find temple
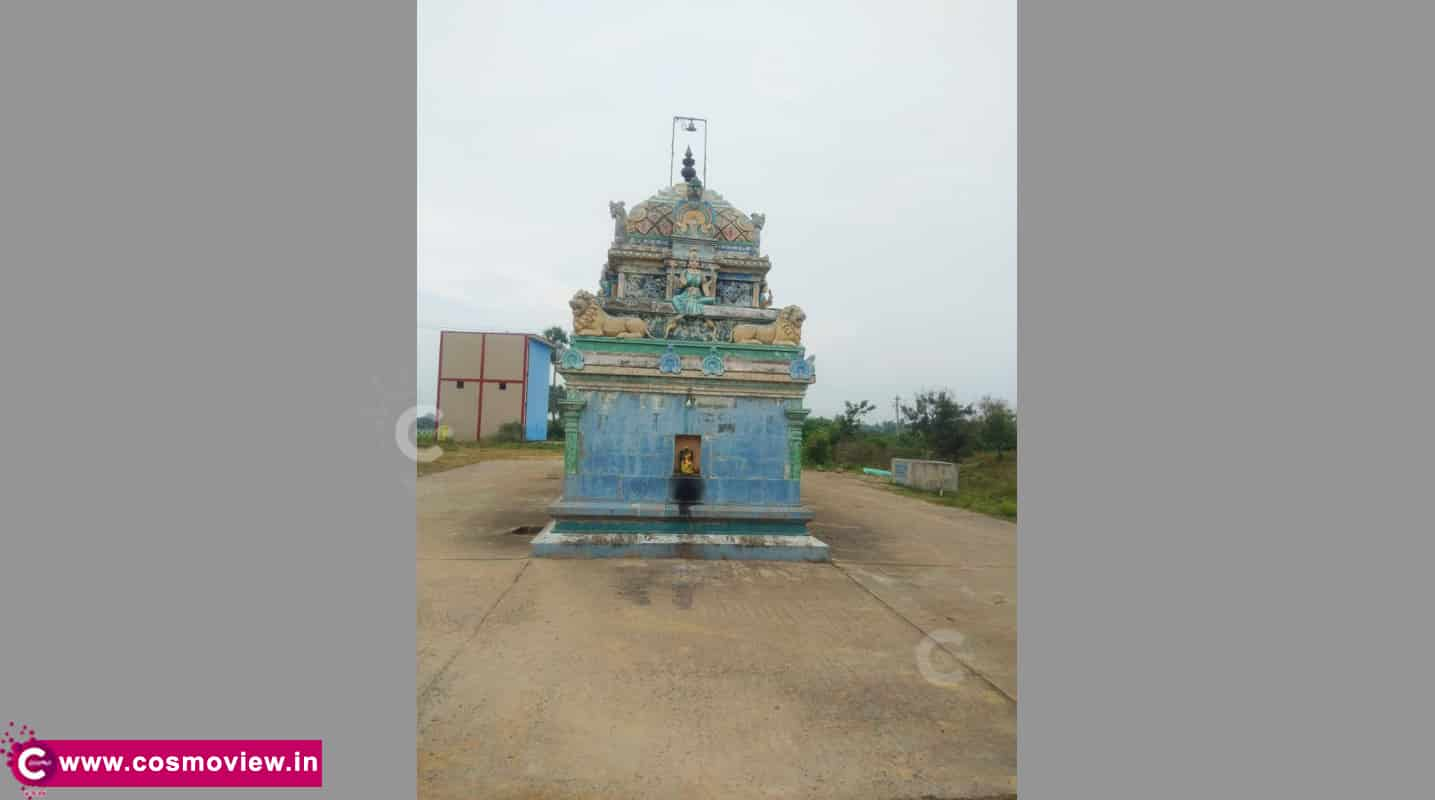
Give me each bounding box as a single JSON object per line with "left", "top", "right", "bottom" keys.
{"left": 530, "top": 144, "right": 827, "bottom": 560}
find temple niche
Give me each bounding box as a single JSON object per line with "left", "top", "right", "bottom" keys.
{"left": 532, "top": 142, "right": 825, "bottom": 561}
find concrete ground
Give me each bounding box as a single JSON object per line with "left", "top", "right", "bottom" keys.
{"left": 418, "top": 457, "right": 1016, "bottom": 799}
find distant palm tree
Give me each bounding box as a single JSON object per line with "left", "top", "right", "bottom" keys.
{"left": 542, "top": 325, "right": 569, "bottom": 352}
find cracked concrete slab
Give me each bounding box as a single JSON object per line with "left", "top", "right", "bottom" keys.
{"left": 418, "top": 558, "right": 529, "bottom": 693}
{"left": 418, "top": 458, "right": 563, "bottom": 559}
{"left": 418, "top": 558, "right": 1015, "bottom": 800}
{"left": 803, "top": 470, "right": 1015, "bottom": 568}
{"left": 838, "top": 563, "right": 1017, "bottom": 700}
{"left": 417, "top": 458, "right": 1017, "bottom": 799}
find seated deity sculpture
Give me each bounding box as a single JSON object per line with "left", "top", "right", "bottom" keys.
{"left": 677, "top": 448, "right": 699, "bottom": 475}
{"left": 671, "top": 250, "right": 716, "bottom": 316}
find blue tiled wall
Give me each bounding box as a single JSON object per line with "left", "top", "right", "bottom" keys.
{"left": 566, "top": 391, "right": 799, "bottom": 506}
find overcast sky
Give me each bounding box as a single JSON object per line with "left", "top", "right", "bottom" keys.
{"left": 418, "top": 0, "right": 1015, "bottom": 421}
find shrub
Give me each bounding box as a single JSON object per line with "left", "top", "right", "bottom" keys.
{"left": 833, "top": 436, "right": 924, "bottom": 471}
{"left": 974, "top": 396, "right": 1018, "bottom": 455}
{"left": 803, "top": 429, "right": 833, "bottom": 467}
{"left": 486, "top": 421, "right": 525, "bottom": 444}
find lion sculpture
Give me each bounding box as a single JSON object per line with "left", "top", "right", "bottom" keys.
{"left": 570, "top": 290, "right": 648, "bottom": 338}
{"left": 732, "top": 305, "right": 805, "bottom": 346}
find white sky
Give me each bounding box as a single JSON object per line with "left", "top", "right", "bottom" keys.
{"left": 418, "top": 0, "right": 1015, "bottom": 420}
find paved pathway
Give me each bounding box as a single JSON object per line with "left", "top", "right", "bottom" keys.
{"left": 418, "top": 458, "right": 1016, "bottom": 799}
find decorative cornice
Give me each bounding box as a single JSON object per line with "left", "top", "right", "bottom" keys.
{"left": 713, "top": 254, "right": 771, "bottom": 269}
{"left": 562, "top": 362, "right": 801, "bottom": 385}
{"left": 562, "top": 373, "right": 809, "bottom": 400}
{"left": 557, "top": 394, "right": 588, "bottom": 414}
{"left": 607, "top": 246, "right": 669, "bottom": 261}
{"left": 569, "top": 335, "right": 800, "bottom": 360}
{"left": 592, "top": 302, "right": 781, "bottom": 322}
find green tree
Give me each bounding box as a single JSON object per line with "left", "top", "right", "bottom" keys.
{"left": 900, "top": 390, "right": 975, "bottom": 462}
{"left": 542, "top": 325, "right": 570, "bottom": 424}
{"left": 542, "top": 325, "right": 570, "bottom": 353}
{"left": 800, "top": 416, "right": 838, "bottom": 468}
{"left": 836, "top": 400, "right": 877, "bottom": 441}
{"left": 975, "top": 396, "right": 1018, "bottom": 457}
{"left": 548, "top": 383, "right": 565, "bottom": 423}
{"left": 802, "top": 428, "right": 834, "bottom": 467}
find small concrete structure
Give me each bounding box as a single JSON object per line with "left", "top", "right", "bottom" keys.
{"left": 891, "top": 458, "right": 959, "bottom": 493}
{"left": 436, "top": 331, "right": 555, "bottom": 441}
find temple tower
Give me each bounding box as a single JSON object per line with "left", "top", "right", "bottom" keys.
{"left": 532, "top": 136, "right": 825, "bottom": 561}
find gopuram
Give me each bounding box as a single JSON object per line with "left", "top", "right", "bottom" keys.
{"left": 531, "top": 143, "right": 827, "bottom": 561}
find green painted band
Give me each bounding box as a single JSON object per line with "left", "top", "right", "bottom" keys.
{"left": 571, "top": 336, "right": 802, "bottom": 361}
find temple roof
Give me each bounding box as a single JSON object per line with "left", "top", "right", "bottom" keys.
{"left": 621, "top": 182, "right": 761, "bottom": 251}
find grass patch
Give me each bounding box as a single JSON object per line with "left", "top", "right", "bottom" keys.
{"left": 416, "top": 438, "right": 563, "bottom": 477}
{"left": 864, "top": 451, "right": 1016, "bottom": 521}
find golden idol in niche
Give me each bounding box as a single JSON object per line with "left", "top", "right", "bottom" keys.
{"left": 677, "top": 448, "right": 699, "bottom": 475}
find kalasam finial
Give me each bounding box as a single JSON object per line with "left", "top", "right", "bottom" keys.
{"left": 680, "top": 146, "right": 697, "bottom": 182}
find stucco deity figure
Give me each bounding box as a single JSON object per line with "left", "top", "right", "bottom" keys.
{"left": 609, "top": 201, "right": 627, "bottom": 243}
{"left": 758, "top": 280, "right": 773, "bottom": 308}
{"left": 750, "top": 212, "right": 765, "bottom": 251}
{"left": 671, "top": 248, "right": 716, "bottom": 316}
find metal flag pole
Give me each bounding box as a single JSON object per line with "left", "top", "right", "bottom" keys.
{"left": 670, "top": 116, "right": 708, "bottom": 186}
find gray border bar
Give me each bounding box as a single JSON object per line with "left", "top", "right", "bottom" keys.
{"left": 1, "top": 3, "right": 414, "bottom": 797}
{"left": 1022, "top": 1, "right": 1432, "bottom": 796}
